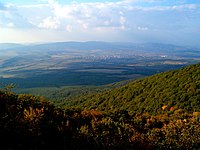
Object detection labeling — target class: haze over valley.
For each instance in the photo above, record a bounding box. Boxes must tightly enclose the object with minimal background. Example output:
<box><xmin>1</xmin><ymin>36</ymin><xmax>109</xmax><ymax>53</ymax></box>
<box><xmin>0</xmin><ymin>42</ymin><xmax>199</xmax><ymax>89</ymax></box>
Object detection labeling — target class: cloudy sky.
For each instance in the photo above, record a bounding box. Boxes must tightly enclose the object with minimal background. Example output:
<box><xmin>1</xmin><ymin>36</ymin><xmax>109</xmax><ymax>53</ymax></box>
<box><xmin>0</xmin><ymin>0</ymin><xmax>199</xmax><ymax>46</ymax></box>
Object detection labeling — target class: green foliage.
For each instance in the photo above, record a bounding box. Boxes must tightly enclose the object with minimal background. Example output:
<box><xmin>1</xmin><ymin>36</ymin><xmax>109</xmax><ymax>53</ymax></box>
<box><xmin>0</xmin><ymin>89</ymin><xmax>200</xmax><ymax>149</ymax></box>
<box><xmin>0</xmin><ymin>90</ymin><xmax>78</xmax><ymax>149</ymax></box>
<box><xmin>15</xmin><ymin>79</ymin><xmax>131</xmax><ymax>104</ymax></box>
<box><xmin>1</xmin><ymin>63</ymin><xmax>200</xmax><ymax>149</ymax></box>
<box><xmin>74</xmin><ymin>63</ymin><xmax>200</xmax><ymax>114</ymax></box>
<box><xmin>0</xmin><ymin>83</ymin><xmax>16</xmax><ymax>92</ymax></box>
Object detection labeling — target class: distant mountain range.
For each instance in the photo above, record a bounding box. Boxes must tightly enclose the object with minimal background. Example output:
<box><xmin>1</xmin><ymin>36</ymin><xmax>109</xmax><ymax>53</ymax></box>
<box><xmin>0</xmin><ymin>43</ymin><xmax>24</xmax><ymax>49</ymax></box>
<box><xmin>1</xmin><ymin>41</ymin><xmax>199</xmax><ymax>53</ymax></box>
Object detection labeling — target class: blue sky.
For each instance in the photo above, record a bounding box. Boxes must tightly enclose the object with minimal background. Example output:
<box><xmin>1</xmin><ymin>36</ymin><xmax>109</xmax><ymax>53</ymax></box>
<box><xmin>0</xmin><ymin>0</ymin><xmax>200</xmax><ymax>47</ymax></box>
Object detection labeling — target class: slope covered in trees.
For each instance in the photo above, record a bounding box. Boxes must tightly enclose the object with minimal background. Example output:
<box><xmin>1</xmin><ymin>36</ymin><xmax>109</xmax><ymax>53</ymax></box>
<box><xmin>0</xmin><ymin>88</ymin><xmax>200</xmax><ymax>149</ymax></box>
<box><xmin>0</xmin><ymin>63</ymin><xmax>200</xmax><ymax>149</ymax></box>
<box><xmin>70</xmin><ymin>63</ymin><xmax>200</xmax><ymax>114</ymax></box>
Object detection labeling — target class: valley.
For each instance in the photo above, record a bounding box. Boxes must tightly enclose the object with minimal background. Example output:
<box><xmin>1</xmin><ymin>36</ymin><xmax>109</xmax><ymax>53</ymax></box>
<box><xmin>0</xmin><ymin>42</ymin><xmax>199</xmax><ymax>92</ymax></box>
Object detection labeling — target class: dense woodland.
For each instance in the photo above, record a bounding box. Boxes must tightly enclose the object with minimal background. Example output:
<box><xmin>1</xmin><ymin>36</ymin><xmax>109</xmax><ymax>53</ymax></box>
<box><xmin>65</xmin><ymin>63</ymin><xmax>200</xmax><ymax>114</ymax></box>
<box><xmin>0</xmin><ymin>63</ymin><xmax>200</xmax><ymax>149</ymax></box>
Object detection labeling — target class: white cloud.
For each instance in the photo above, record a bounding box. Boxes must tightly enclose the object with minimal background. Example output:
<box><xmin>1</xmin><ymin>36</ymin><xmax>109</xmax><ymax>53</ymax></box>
<box><xmin>120</xmin><ymin>16</ymin><xmax>126</xmax><ymax>25</ymax></box>
<box><xmin>2</xmin><ymin>0</ymin><xmax>198</xmax><ymax>31</ymax></box>
<box><xmin>38</xmin><ymin>16</ymin><xmax>60</xmax><ymax>29</ymax></box>
<box><xmin>7</xmin><ymin>22</ymin><xmax>14</xmax><ymax>27</ymax></box>
<box><xmin>42</xmin><ymin>1</ymin><xmax>129</xmax><ymax>31</ymax></box>
<box><xmin>137</xmin><ymin>26</ymin><xmax>149</xmax><ymax>31</ymax></box>
<box><xmin>65</xmin><ymin>24</ymin><xmax>72</xmax><ymax>32</ymax></box>
<box><xmin>0</xmin><ymin>0</ymin><xmax>199</xmax><ymax>46</ymax></box>
<box><xmin>119</xmin><ymin>16</ymin><xmax>126</xmax><ymax>30</ymax></box>
<box><xmin>121</xmin><ymin>0</ymin><xmax>161</xmax><ymax>3</ymax></box>
<box><xmin>124</xmin><ymin>4</ymin><xmax>200</xmax><ymax>12</ymax></box>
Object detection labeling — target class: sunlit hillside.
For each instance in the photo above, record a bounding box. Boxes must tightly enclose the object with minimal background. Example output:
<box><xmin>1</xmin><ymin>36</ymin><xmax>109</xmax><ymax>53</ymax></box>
<box><xmin>72</xmin><ymin>63</ymin><xmax>200</xmax><ymax>114</ymax></box>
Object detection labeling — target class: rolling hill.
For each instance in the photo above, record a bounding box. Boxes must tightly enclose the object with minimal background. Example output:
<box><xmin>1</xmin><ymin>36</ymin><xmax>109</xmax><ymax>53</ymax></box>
<box><xmin>70</xmin><ymin>63</ymin><xmax>200</xmax><ymax>114</ymax></box>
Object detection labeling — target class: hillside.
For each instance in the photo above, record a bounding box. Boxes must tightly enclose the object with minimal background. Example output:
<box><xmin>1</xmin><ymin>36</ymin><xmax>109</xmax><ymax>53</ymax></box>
<box><xmin>0</xmin><ymin>63</ymin><xmax>200</xmax><ymax>149</ymax></box>
<box><xmin>70</xmin><ymin>63</ymin><xmax>200</xmax><ymax>114</ymax></box>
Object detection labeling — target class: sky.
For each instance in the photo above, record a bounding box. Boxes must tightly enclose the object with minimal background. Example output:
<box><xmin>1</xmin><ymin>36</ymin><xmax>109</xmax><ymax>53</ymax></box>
<box><xmin>0</xmin><ymin>0</ymin><xmax>200</xmax><ymax>47</ymax></box>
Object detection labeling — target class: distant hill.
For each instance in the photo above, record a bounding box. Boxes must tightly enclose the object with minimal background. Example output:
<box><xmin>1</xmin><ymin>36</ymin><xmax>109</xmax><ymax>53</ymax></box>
<box><xmin>0</xmin><ymin>43</ymin><xmax>24</xmax><ymax>50</ymax></box>
<box><xmin>74</xmin><ymin>63</ymin><xmax>200</xmax><ymax>114</ymax></box>
<box><xmin>1</xmin><ymin>41</ymin><xmax>199</xmax><ymax>56</ymax></box>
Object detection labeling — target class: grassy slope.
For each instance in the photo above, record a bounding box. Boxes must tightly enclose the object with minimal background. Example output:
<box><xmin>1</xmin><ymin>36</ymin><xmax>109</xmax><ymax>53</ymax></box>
<box><xmin>72</xmin><ymin>63</ymin><xmax>200</xmax><ymax>114</ymax></box>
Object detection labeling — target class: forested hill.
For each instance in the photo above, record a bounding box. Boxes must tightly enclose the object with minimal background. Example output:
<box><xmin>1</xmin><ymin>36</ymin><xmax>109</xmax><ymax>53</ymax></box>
<box><xmin>0</xmin><ymin>63</ymin><xmax>200</xmax><ymax>149</ymax></box>
<box><xmin>76</xmin><ymin>63</ymin><xmax>200</xmax><ymax>114</ymax></box>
